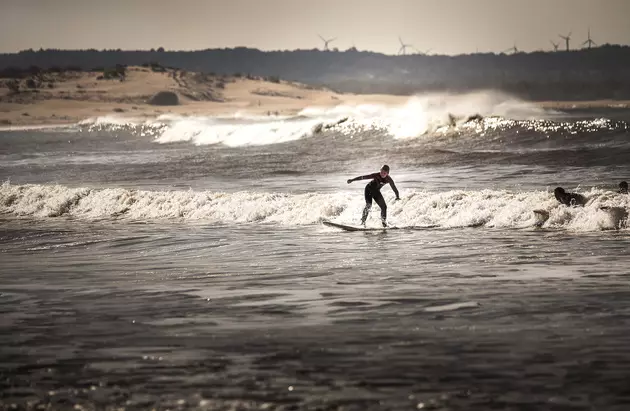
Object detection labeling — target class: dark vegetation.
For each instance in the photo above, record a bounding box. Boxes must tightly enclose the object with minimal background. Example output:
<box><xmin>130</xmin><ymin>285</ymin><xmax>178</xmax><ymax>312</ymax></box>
<box><xmin>1</xmin><ymin>45</ymin><xmax>630</xmax><ymax>100</ymax></box>
<box><xmin>148</xmin><ymin>91</ymin><xmax>179</xmax><ymax>106</ymax></box>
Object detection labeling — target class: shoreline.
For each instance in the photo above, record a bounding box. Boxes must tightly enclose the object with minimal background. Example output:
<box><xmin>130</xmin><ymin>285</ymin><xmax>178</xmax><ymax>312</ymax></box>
<box><xmin>1</xmin><ymin>67</ymin><xmax>629</xmax><ymax>127</ymax></box>
<box><xmin>2</xmin><ymin>99</ymin><xmax>628</xmax><ymax>128</ymax></box>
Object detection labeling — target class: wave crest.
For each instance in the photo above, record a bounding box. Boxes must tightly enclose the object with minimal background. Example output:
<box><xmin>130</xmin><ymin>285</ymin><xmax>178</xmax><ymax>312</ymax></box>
<box><xmin>2</xmin><ymin>182</ymin><xmax>627</xmax><ymax>231</ymax></box>
<box><xmin>74</xmin><ymin>91</ymin><xmax>560</xmax><ymax>146</ymax></box>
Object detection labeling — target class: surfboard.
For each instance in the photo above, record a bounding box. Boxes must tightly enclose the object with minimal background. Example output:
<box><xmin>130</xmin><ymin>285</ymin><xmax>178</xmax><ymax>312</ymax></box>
<box><xmin>322</xmin><ymin>220</ymin><xmax>398</xmax><ymax>231</ymax></box>
<box><xmin>533</xmin><ymin>209</ymin><xmax>550</xmax><ymax>227</ymax></box>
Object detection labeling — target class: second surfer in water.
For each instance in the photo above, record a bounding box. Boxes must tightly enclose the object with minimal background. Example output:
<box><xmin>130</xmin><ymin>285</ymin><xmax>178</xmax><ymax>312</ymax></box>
<box><xmin>553</xmin><ymin>187</ymin><xmax>587</xmax><ymax>207</ymax></box>
<box><xmin>347</xmin><ymin>165</ymin><xmax>400</xmax><ymax>227</ymax></box>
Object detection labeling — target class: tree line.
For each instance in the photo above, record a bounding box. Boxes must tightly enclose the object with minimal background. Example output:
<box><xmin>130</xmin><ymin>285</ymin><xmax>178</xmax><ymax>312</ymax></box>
<box><xmin>2</xmin><ymin>45</ymin><xmax>630</xmax><ymax>100</ymax></box>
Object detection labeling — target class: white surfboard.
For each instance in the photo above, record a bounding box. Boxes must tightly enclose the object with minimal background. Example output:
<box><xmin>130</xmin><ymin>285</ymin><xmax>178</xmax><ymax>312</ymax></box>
<box><xmin>533</xmin><ymin>209</ymin><xmax>550</xmax><ymax>227</ymax></box>
<box><xmin>322</xmin><ymin>220</ymin><xmax>396</xmax><ymax>231</ymax></box>
<box><xmin>322</xmin><ymin>220</ymin><xmax>438</xmax><ymax>231</ymax></box>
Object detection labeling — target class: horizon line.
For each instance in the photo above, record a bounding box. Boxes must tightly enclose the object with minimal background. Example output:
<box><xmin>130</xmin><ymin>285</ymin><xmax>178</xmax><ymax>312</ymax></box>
<box><xmin>2</xmin><ymin>43</ymin><xmax>629</xmax><ymax>58</ymax></box>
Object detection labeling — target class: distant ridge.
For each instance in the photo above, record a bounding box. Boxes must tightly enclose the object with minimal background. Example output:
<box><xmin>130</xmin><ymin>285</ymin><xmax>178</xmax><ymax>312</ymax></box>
<box><xmin>2</xmin><ymin>45</ymin><xmax>630</xmax><ymax>100</ymax></box>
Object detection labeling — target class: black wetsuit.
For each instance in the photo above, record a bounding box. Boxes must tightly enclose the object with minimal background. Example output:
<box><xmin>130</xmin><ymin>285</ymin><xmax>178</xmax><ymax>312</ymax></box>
<box><xmin>351</xmin><ymin>173</ymin><xmax>400</xmax><ymax>223</ymax></box>
<box><xmin>555</xmin><ymin>192</ymin><xmax>586</xmax><ymax>207</ymax></box>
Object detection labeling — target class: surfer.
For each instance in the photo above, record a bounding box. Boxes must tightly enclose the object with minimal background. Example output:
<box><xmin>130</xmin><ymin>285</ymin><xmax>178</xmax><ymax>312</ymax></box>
<box><xmin>618</xmin><ymin>181</ymin><xmax>628</xmax><ymax>194</ymax></box>
<box><xmin>554</xmin><ymin>187</ymin><xmax>586</xmax><ymax>207</ymax></box>
<box><xmin>347</xmin><ymin>165</ymin><xmax>400</xmax><ymax>227</ymax></box>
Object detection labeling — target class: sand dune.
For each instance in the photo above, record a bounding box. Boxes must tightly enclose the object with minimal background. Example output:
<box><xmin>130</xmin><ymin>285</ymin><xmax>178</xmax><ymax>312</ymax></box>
<box><xmin>0</xmin><ymin>66</ymin><xmax>627</xmax><ymax>126</ymax></box>
<box><xmin>0</xmin><ymin>67</ymin><xmax>405</xmax><ymax>126</ymax></box>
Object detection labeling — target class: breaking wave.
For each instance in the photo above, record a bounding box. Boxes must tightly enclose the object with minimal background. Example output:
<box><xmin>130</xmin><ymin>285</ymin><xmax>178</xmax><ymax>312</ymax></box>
<box><xmin>74</xmin><ymin>91</ymin><xmax>573</xmax><ymax>147</ymax></box>
<box><xmin>2</xmin><ymin>182</ymin><xmax>627</xmax><ymax>231</ymax></box>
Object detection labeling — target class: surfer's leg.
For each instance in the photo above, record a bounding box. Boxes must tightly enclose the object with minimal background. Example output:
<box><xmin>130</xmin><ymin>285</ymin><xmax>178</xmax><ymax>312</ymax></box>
<box><xmin>361</xmin><ymin>186</ymin><xmax>373</xmax><ymax>225</ymax></box>
<box><xmin>374</xmin><ymin>192</ymin><xmax>387</xmax><ymax>226</ymax></box>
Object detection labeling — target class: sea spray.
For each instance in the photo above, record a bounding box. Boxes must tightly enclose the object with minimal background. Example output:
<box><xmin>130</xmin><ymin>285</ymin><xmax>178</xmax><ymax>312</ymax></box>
<box><xmin>2</xmin><ymin>182</ymin><xmax>627</xmax><ymax>231</ymax></box>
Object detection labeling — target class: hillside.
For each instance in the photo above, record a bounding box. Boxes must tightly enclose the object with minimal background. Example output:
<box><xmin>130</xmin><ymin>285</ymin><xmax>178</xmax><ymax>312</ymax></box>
<box><xmin>0</xmin><ymin>66</ymin><xmax>407</xmax><ymax>126</ymax></box>
<box><xmin>2</xmin><ymin>46</ymin><xmax>630</xmax><ymax>100</ymax></box>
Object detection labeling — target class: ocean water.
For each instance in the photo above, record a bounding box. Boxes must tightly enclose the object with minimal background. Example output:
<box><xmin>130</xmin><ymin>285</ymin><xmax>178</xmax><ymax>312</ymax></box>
<box><xmin>1</xmin><ymin>94</ymin><xmax>630</xmax><ymax>410</ymax></box>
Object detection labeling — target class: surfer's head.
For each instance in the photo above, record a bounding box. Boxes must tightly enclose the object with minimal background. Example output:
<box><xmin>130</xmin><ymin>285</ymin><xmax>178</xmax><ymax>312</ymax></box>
<box><xmin>554</xmin><ymin>187</ymin><xmax>565</xmax><ymax>199</ymax></box>
<box><xmin>380</xmin><ymin>165</ymin><xmax>390</xmax><ymax>177</ymax></box>
<box><xmin>620</xmin><ymin>181</ymin><xmax>628</xmax><ymax>193</ymax></box>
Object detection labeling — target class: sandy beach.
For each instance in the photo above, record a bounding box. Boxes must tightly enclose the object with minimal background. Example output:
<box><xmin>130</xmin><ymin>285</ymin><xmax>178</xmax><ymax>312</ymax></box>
<box><xmin>0</xmin><ymin>67</ymin><xmax>400</xmax><ymax>126</ymax></box>
<box><xmin>0</xmin><ymin>67</ymin><xmax>629</xmax><ymax>126</ymax></box>
<box><xmin>2</xmin><ymin>66</ymin><xmax>628</xmax><ymax>127</ymax></box>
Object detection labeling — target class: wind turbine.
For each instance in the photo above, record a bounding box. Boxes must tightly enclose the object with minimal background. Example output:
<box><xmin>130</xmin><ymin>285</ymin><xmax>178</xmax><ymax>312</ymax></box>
<box><xmin>549</xmin><ymin>40</ymin><xmax>560</xmax><ymax>52</ymax></box>
<box><xmin>318</xmin><ymin>35</ymin><xmax>336</xmax><ymax>51</ymax></box>
<box><xmin>397</xmin><ymin>36</ymin><xmax>413</xmax><ymax>55</ymax></box>
<box><xmin>559</xmin><ymin>32</ymin><xmax>572</xmax><ymax>51</ymax></box>
<box><xmin>582</xmin><ymin>28</ymin><xmax>597</xmax><ymax>49</ymax></box>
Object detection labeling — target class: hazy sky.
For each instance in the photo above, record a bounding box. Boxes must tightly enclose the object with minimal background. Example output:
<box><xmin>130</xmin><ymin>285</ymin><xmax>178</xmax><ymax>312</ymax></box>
<box><xmin>1</xmin><ymin>0</ymin><xmax>629</xmax><ymax>55</ymax></box>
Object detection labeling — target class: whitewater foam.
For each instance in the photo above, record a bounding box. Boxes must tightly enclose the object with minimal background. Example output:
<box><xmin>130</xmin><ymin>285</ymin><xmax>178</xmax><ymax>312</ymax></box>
<box><xmin>72</xmin><ymin>91</ymin><xmax>559</xmax><ymax>146</ymax></box>
<box><xmin>2</xmin><ymin>182</ymin><xmax>627</xmax><ymax>231</ymax></box>
<box><xmin>299</xmin><ymin>91</ymin><xmax>553</xmax><ymax>139</ymax></box>
<box><xmin>153</xmin><ymin>116</ymin><xmax>329</xmax><ymax>147</ymax></box>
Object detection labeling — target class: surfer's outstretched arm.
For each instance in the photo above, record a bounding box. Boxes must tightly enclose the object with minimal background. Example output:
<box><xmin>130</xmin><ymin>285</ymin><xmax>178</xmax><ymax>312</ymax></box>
<box><xmin>347</xmin><ymin>173</ymin><xmax>378</xmax><ymax>184</ymax></box>
<box><xmin>388</xmin><ymin>177</ymin><xmax>400</xmax><ymax>199</ymax></box>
